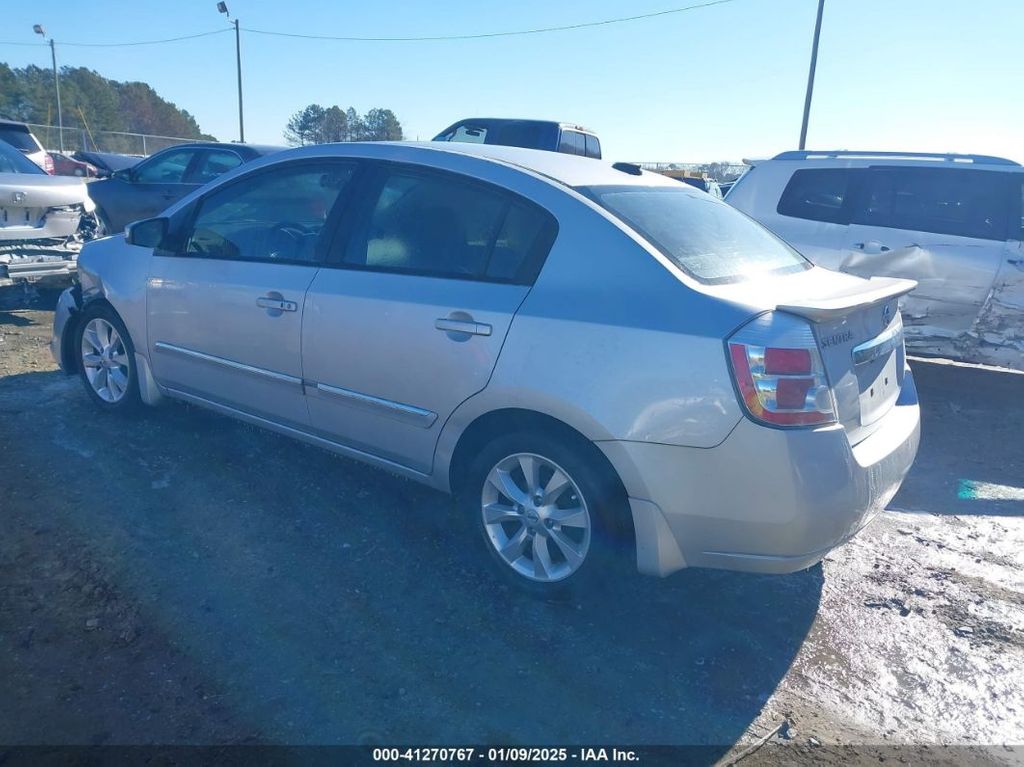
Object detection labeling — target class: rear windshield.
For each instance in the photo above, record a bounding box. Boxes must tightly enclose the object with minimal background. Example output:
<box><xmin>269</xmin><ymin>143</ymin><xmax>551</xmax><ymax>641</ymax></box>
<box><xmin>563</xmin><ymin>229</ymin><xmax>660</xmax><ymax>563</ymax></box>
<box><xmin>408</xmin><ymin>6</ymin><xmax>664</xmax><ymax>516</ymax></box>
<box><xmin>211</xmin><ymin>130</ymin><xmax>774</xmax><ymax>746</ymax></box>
<box><xmin>579</xmin><ymin>185</ymin><xmax>810</xmax><ymax>283</ymax></box>
<box><xmin>0</xmin><ymin>141</ymin><xmax>45</xmax><ymax>174</ymax></box>
<box><xmin>0</xmin><ymin>125</ymin><xmax>41</xmax><ymax>153</ymax></box>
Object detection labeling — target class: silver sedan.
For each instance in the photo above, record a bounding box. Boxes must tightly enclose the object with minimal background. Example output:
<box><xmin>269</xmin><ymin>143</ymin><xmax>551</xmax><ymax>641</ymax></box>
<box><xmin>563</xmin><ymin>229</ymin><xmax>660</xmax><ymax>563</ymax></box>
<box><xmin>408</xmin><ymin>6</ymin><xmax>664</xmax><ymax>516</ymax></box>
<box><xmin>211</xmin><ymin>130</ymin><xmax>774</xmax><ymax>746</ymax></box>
<box><xmin>51</xmin><ymin>142</ymin><xmax>921</xmax><ymax>594</ymax></box>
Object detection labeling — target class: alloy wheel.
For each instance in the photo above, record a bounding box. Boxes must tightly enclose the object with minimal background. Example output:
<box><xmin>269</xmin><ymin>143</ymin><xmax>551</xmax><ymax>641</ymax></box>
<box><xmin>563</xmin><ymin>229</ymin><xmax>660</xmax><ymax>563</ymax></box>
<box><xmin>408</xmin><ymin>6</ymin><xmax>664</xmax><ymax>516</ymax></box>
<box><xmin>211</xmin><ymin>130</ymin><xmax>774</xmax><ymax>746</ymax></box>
<box><xmin>481</xmin><ymin>452</ymin><xmax>592</xmax><ymax>582</ymax></box>
<box><xmin>81</xmin><ymin>318</ymin><xmax>130</xmax><ymax>403</ymax></box>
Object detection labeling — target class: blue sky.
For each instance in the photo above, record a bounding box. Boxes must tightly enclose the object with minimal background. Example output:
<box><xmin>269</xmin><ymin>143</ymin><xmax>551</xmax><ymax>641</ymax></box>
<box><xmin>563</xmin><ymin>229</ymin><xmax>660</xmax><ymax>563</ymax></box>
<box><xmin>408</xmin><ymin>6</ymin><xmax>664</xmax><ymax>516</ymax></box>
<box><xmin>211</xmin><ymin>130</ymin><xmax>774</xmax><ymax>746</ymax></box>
<box><xmin>3</xmin><ymin>0</ymin><xmax>1022</xmax><ymax>163</ymax></box>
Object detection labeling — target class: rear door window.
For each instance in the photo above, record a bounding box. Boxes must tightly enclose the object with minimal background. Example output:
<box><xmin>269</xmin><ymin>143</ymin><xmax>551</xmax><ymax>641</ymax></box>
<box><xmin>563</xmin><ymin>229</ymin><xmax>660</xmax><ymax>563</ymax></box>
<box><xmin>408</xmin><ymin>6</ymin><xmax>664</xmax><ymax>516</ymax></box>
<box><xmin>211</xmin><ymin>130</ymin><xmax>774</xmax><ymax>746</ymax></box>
<box><xmin>777</xmin><ymin>168</ymin><xmax>857</xmax><ymax>224</ymax></box>
<box><xmin>191</xmin><ymin>149</ymin><xmax>243</xmax><ymax>184</ymax></box>
<box><xmin>582</xmin><ymin>184</ymin><xmax>809</xmax><ymax>284</ymax></box>
<box><xmin>853</xmin><ymin>167</ymin><xmax>1009</xmax><ymax>241</ymax></box>
<box><xmin>340</xmin><ymin>167</ymin><xmax>555</xmax><ymax>284</ymax></box>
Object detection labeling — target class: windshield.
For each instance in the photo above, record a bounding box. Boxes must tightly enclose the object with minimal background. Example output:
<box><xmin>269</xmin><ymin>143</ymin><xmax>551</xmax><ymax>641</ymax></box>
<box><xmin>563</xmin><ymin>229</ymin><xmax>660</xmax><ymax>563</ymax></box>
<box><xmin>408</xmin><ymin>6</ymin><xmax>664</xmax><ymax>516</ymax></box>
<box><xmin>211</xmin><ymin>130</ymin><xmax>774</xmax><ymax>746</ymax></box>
<box><xmin>579</xmin><ymin>184</ymin><xmax>810</xmax><ymax>283</ymax></box>
<box><xmin>0</xmin><ymin>140</ymin><xmax>45</xmax><ymax>174</ymax></box>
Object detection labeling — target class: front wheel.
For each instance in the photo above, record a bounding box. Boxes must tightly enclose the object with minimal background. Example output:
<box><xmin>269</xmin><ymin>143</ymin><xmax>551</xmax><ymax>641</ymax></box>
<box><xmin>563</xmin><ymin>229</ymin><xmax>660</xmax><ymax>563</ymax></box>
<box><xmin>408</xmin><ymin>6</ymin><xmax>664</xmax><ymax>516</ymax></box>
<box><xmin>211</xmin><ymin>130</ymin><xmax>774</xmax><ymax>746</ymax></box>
<box><xmin>77</xmin><ymin>304</ymin><xmax>141</xmax><ymax>411</ymax></box>
<box><xmin>461</xmin><ymin>431</ymin><xmax>628</xmax><ymax>596</ymax></box>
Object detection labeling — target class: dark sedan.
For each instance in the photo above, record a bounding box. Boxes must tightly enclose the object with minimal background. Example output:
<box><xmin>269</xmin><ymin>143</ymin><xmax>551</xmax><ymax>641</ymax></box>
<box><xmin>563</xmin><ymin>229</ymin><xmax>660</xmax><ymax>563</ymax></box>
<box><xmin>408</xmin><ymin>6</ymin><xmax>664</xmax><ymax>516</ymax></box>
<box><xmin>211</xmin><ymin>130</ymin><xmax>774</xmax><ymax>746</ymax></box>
<box><xmin>87</xmin><ymin>142</ymin><xmax>283</xmax><ymax>233</ymax></box>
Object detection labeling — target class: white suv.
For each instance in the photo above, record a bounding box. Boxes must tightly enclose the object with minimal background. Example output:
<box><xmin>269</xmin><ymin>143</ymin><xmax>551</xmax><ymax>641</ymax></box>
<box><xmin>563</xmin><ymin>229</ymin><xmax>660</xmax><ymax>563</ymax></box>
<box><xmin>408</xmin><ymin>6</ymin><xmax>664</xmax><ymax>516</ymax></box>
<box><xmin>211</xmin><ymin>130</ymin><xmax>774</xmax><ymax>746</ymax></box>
<box><xmin>727</xmin><ymin>151</ymin><xmax>1023</xmax><ymax>370</ymax></box>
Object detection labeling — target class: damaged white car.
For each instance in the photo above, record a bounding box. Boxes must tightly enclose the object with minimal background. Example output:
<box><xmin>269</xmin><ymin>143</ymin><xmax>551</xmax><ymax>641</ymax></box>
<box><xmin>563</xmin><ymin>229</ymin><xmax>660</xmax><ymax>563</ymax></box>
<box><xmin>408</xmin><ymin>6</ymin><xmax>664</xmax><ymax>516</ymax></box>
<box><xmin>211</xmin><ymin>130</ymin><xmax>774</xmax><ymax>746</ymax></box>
<box><xmin>0</xmin><ymin>139</ymin><xmax>98</xmax><ymax>288</ymax></box>
<box><xmin>727</xmin><ymin>150</ymin><xmax>1024</xmax><ymax>370</ymax></box>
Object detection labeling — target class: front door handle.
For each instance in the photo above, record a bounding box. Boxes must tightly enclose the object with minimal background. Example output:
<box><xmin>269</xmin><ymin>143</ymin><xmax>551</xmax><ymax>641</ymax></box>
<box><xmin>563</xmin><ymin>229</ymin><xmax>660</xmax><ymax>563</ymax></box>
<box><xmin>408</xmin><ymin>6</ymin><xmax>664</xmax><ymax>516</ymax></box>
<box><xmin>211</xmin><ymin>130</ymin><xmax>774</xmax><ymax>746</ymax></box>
<box><xmin>257</xmin><ymin>295</ymin><xmax>297</xmax><ymax>313</ymax></box>
<box><xmin>435</xmin><ymin>318</ymin><xmax>492</xmax><ymax>336</ymax></box>
<box><xmin>853</xmin><ymin>241</ymin><xmax>891</xmax><ymax>254</ymax></box>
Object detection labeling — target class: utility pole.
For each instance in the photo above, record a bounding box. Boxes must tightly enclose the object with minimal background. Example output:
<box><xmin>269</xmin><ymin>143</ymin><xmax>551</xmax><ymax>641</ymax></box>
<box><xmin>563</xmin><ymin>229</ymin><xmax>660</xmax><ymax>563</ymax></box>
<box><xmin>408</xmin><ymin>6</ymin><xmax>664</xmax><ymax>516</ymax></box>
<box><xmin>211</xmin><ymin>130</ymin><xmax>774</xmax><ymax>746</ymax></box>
<box><xmin>217</xmin><ymin>3</ymin><xmax>244</xmax><ymax>142</ymax></box>
<box><xmin>234</xmin><ymin>18</ymin><xmax>244</xmax><ymax>142</ymax></box>
<box><xmin>798</xmin><ymin>0</ymin><xmax>825</xmax><ymax>151</ymax></box>
<box><xmin>34</xmin><ymin>25</ymin><xmax>64</xmax><ymax>152</ymax></box>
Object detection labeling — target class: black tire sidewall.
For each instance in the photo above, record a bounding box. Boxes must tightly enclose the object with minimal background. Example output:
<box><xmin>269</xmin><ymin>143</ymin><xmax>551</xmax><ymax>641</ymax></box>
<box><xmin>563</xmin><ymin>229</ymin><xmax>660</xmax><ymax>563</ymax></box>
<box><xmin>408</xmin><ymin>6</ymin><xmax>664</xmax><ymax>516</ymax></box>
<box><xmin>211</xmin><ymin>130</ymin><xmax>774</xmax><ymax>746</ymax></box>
<box><xmin>460</xmin><ymin>430</ymin><xmax>628</xmax><ymax>598</ymax></box>
<box><xmin>76</xmin><ymin>304</ymin><xmax>141</xmax><ymax>411</ymax></box>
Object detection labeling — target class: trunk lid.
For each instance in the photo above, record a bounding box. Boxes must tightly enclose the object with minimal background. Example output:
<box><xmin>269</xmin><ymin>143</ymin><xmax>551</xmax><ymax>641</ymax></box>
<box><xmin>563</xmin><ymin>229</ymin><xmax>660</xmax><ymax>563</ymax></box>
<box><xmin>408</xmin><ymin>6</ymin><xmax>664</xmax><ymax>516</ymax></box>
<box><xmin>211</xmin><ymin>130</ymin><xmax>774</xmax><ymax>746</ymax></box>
<box><xmin>704</xmin><ymin>268</ymin><xmax>916</xmax><ymax>443</ymax></box>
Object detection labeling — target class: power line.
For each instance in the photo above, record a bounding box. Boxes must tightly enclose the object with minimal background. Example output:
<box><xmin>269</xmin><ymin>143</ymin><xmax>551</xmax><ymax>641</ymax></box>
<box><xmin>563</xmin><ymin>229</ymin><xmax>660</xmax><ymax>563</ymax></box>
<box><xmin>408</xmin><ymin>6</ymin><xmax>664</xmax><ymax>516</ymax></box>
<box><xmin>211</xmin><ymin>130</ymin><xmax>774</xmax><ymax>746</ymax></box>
<box><xmin>0</xmin><ymin>29</ymin><xmax>230</xmax><ymax>49</ymax></box>
<box><xmin>0</xmin><ymin>1</ymin><xmax>736</xmax><ymax>49</ymax></box>
<box><xmin>242</xmin><ymin>0</ymin><xmax>735</xmax><ymax>41</ymax></box>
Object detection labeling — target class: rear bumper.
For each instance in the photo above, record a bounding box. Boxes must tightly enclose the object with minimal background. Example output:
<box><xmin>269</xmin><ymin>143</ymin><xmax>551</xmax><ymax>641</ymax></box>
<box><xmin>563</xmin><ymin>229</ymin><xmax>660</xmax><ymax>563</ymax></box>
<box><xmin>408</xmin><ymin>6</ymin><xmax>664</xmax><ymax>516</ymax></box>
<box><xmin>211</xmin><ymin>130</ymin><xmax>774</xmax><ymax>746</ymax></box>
<box><xmin>601</xmin><ymin>368</ymin><xmax>921</xmax><ymax>577</ymax></box>
<box><xmin>0</xmin><ymin>207</ymin><xmax>82</xmax><ymax>242</ymax></box>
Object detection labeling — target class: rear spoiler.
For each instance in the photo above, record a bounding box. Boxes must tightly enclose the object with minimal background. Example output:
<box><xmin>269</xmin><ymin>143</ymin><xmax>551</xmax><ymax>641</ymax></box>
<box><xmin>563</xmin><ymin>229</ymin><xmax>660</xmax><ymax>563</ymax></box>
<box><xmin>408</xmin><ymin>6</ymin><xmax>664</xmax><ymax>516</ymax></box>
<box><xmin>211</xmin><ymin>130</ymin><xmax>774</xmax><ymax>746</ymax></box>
<box><xmin>776</xmin><ymin>276</ymin><xmax>917</xmax><ymax>322</ymax></box>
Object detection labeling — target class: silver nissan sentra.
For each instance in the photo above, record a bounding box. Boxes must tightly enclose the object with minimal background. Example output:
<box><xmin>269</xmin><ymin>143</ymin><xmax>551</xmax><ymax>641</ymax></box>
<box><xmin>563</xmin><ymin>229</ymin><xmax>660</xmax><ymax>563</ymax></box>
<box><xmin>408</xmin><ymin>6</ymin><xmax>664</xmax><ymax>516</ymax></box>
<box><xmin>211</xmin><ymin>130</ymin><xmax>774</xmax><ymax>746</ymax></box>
<box><xmin>51</xmin><ymin>142</ymin><xmax>921</xmax><ymax>593</ymax></box>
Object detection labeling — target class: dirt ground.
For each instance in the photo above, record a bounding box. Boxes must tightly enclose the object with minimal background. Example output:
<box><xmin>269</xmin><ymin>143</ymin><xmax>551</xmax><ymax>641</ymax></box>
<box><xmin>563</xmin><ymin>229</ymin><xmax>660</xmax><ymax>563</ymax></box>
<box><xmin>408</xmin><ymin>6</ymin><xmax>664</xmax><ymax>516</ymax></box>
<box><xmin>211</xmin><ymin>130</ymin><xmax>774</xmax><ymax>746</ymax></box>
<box><xmin>1</xmin><ymin>290</ymin><xmax>1022</xmax><ymax>765</ymax></box>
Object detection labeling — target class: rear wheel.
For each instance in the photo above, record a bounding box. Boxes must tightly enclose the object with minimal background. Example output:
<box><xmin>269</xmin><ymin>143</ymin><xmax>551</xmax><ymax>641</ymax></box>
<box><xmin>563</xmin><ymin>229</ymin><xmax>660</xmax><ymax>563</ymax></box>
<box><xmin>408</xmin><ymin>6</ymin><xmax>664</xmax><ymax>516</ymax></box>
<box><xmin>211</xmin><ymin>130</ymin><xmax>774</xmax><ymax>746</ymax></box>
<box><xmin>77</xmin><ymin>304</ymin><xmax>140</xmax><ymax>411</ymax></box>
<box><xmin>461</xmin><ymin>430</ymin><xmax>628</xmax><ymax>597</ymax></box>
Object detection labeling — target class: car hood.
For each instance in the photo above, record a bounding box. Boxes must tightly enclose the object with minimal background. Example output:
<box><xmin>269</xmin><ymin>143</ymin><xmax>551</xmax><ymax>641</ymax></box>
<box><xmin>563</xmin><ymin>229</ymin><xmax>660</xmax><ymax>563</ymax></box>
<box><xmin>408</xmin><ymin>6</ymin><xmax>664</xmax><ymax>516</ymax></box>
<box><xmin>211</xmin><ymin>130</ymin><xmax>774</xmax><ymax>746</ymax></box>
<box><xmin>0</xmin><ymin>172</ymin><xmax>91</xmax><ymax>207</ymax></box>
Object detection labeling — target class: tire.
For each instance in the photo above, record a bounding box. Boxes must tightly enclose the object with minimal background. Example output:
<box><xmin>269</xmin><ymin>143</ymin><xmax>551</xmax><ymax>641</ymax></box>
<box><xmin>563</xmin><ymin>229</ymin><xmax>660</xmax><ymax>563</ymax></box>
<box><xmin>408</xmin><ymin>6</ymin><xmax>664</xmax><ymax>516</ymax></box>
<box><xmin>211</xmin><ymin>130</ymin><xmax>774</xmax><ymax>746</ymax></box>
<box><xmin>459</xmin><ymin>429</ymin><xmax>630</xmax><ymax>598</ymax></box>
<box><xmin>76</xmin><ymin>303</ymin><xmax>141</xmax><ymax>412</ymax></box>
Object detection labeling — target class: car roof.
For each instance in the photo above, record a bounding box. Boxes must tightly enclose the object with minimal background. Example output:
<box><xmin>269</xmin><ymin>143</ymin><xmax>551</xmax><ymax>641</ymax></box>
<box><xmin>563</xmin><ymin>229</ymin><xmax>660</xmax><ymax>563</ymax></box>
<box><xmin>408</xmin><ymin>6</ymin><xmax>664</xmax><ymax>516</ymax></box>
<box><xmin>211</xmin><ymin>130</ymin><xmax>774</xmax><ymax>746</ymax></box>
<box><xmin>280</xmin><ymin>141</ymin><xmax>676</xmax><ymax>189</ymax></box>
<box><xmin>152</xmin><ymin>141</ymin><xmax>284</xmax><ymax>157</ymax></box>
<box><xmin>762</xmin><ymin>149</ymin><xmax>1021</xmax><ymax>170</ymax></box>
<box><xmin>0</xmin><ymin>119</ymin><xmax>31</xmax><ymax>130</ymax></box>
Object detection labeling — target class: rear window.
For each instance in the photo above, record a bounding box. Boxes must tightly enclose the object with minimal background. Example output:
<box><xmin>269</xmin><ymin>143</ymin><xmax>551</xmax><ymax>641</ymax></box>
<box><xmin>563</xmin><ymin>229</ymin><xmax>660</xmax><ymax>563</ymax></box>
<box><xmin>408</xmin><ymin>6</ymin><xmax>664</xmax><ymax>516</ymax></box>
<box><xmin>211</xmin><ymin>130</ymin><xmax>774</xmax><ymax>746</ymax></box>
<box><xmin>580</xmin><ymin>185</ymin><xmax>810</xmax><ymax>284</ymax></box>
<box><xmin>0</xmin><ymin>141</ymin><xmax>45</xmax><ymax>174</ymax></box>
<box><xmin>854</xmin><ymin>167</ymin><xmax>1009</xmax><ymax>241</ymax></box>
<box><xmin>777</xmin><ymin>168</ymin><xmax>856</xmax><ymax>224</ymax></box>
<box><xmin>0</xmin><ymin>125</ymin><xmax>41</xmax><ymax>153</ymax></box>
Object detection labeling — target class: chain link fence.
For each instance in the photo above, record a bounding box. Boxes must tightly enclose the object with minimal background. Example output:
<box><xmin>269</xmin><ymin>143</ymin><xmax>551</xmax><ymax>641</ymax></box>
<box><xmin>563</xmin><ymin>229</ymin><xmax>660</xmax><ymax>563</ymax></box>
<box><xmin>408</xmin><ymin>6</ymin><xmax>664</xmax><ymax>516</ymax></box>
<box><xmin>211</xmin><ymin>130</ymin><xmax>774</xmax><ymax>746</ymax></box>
<box><xmin>26</xmin><ymin>124</ymin><xmax>197</xmax><ymax>156</ymax></box>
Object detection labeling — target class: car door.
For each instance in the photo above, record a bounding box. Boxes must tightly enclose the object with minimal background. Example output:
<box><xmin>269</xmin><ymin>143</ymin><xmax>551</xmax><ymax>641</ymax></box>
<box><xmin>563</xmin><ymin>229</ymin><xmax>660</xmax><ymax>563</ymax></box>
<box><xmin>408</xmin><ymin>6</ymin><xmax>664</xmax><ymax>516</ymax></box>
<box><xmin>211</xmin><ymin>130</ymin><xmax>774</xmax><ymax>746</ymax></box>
<box><xmin>302</xmin><ymin>163</ymin><xmax>557</xmax><ymax>474</ymax></box>
<box><xmin>840</xmin><ymin>166</ymin><xmax>1010</xmax><ymax>345</ymax></box>
<box><xmin>147</xmin><ymin>159</ymin><xmax>357</xmax><ymax>428</ymax></box>
<box><xmin>111</xmin><ymin>147</ymin><xmax>203</xmax><ymax>229</ymax></box>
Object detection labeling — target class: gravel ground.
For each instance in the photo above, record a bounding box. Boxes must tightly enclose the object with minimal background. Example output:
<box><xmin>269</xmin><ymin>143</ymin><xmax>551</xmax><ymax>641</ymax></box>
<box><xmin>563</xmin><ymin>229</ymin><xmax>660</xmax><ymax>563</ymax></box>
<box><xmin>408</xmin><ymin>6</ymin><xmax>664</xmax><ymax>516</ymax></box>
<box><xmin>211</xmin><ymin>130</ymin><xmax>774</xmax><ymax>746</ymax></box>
<box><xmin>1</xmin><ymin>290</ymin><xmax>1022</xmax><ymax>765</ymax></box>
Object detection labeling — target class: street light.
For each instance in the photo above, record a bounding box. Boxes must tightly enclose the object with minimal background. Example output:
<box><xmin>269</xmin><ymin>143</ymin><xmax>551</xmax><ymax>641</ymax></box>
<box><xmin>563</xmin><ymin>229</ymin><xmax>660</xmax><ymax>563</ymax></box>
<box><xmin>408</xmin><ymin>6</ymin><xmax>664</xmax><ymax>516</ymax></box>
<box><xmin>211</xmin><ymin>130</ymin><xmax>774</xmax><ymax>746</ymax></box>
<box><xmin>33</xmin><ymin>24</ymin><xmax>64</xmax><ymax>152</ymax></box>
<box><xmin>798</xmin><ymin>0</ymin><xmax>825</xmax><ymax>151</ymax></box>
<box><xmin>217</xmin><ymin>2</ymin><xmax>245</xmax><ymax>143</ymax></box>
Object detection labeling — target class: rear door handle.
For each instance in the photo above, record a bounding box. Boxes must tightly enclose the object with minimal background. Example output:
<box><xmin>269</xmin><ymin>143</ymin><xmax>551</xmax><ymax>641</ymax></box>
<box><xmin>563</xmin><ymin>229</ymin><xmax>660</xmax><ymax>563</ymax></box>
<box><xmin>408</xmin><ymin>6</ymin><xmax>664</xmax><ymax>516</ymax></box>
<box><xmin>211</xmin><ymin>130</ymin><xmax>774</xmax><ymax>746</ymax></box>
<box><xmin>257</xmin><ymin>296</ymin><xmax>297</xmax><ymax>312</ymax></box>
<box><xmin>435</xmin><ymin>318</ymin><xmax>492</xmax><ymax>336</ymax></box>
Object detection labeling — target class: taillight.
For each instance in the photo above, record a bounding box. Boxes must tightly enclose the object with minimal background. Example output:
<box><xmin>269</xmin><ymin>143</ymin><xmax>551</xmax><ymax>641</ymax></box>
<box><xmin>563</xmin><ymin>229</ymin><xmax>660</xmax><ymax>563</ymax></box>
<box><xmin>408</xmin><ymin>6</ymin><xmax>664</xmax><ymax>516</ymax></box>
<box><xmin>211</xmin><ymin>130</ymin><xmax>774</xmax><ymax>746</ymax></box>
<box><xmin>727</xmin><ymin>312</ymin><xmax>837</xmax><ymax>427</ymax></box>
<box><xmin>43</xmin><ymin>154</ymin><xmax>55</xmax><ymax>175</ymax></box>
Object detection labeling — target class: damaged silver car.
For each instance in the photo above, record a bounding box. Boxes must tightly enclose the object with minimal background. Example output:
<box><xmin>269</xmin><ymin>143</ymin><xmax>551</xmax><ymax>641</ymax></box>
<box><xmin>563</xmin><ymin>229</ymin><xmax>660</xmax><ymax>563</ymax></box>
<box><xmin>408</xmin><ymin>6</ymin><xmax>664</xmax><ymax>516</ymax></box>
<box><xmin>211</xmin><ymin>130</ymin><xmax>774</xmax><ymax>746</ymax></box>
<box><xmin>727</xmin><ymin>150</ymin><xmax>1024</xmax><ymax>370</ymax></box>
<box><xmin>0</xmin><ymin>140</ymin><xmax>98</xmax><ymax>288</ymax></box>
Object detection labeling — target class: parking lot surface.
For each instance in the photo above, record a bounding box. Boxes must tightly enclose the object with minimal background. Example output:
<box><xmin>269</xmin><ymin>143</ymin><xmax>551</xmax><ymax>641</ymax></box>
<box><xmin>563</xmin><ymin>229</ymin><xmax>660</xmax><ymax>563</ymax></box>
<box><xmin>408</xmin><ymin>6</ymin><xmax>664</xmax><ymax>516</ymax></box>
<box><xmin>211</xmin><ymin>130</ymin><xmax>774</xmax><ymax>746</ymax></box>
<box><xmin>1</xmin><ymin>291</ymin><xmax>1022</xmax><ymax>764</ymax></box>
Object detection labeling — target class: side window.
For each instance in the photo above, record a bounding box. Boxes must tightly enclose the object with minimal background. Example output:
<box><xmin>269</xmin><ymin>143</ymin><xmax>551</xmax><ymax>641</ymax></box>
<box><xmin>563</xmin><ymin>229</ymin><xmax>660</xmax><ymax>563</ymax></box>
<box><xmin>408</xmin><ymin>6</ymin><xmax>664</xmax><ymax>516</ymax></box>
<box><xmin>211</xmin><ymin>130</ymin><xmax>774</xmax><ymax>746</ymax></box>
<box><xmin>191</xmin><ymin>150</ymin><xmax>243</xmax><ymax>184</ymax></box>
<box><xmin>777</xmin><ymin>168</ymin><xmax>855</xmax><ymax>224</ymax></box>
<box><xmin>584</xmin><ymin>134</ymin><xmax>601</xmax><ymax>159</ymax></box>
<box><xmin>558</xmin><ymin>131</ymin><xmax>583</xmax><ymax>156</ymax></box>
<box><xmin>183</xmin><ymin>163</ymin><xmax>355</xmax><ymax>263</ymax></box>
<box><xmin>134</xmin><ymin>149</ymin><xmax>197</xmax><ymax>183</ymax></box>
<box><xmin>451</xmin><ymin>124</ymin><xmax>487</xmax><ymax>144</ymax></box>
<box><xmin>854</xmin><ymin>168</ymin><xmax>1008</xmax><ymax>240</ymax></box>
<box><xmin>342</xmin><ymin>168</ymin><xmax>554</xmax><ymax>283</ymax></box>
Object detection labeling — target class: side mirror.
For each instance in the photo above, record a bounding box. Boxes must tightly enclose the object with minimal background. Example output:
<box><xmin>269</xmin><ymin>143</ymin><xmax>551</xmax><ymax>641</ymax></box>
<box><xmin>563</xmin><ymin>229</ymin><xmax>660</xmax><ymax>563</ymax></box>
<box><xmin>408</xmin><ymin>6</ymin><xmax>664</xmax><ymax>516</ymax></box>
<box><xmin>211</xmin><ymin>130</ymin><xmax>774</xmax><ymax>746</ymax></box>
<box><xmin>112</xmin><ymin>168</ymin><xmax>133</xmax><ymax>182</ymax></box>
<box><xmin>125</xmin><ymin>217</ymin><xmax>168</xmax><ymax>249</ymax></box>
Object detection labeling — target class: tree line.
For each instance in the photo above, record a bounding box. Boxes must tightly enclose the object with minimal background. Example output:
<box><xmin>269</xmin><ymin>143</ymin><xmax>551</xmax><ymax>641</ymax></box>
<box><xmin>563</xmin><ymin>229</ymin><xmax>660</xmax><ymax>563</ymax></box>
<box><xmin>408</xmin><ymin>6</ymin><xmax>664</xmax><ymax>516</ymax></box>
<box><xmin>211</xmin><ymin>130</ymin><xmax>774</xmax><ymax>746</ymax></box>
<box><xmin>0</xmin><ymin>63</ymin><xmax>213</xmax><ymax>149</ymax></box>
<box><xmin>285</xmin><ymin>104</ymin><xmax>403</xmax><ymax>145</ymax></box>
